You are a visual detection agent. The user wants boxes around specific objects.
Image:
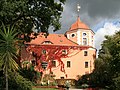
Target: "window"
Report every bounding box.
[62,50,67,55]
[52,61,56,67]
[83,38,87,45]
[71,33,75,37]
[42,49,46,54]
[61,77,64,79]
[83,33,87,36]
[84,51,88,56]
[67,61,71,68]
[85,62,88,68]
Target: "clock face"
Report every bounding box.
[83,33,87,36]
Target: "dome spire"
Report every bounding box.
[68,3,90,31]
[77,4,81,17]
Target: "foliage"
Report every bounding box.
[32,88,58,90]
[75,74,89,86]
[89,58,112,88]
[0,71,32,90]
[0,0,66,35]
[20,65,41,83]
[113,74,120,90]
[0,24,20,90]
[88,31,120,89]
[0,75,5,90]
[9,72,32,90]
[42,74,57,86]
[0,24,19,72]
[75,74,90,89]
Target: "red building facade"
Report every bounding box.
[21,17,96,80]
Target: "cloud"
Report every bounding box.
[57,0,120,52]
[86,0,120,19]
[52,1,120,55]
[95,22,120,52]
[55,0,120,34]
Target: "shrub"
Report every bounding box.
[9,72,32,90]
[0,71,32,90]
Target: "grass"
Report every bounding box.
[32,88,58,90]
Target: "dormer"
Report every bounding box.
[42,40,53,44]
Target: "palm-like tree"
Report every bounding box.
[0,24,19,90]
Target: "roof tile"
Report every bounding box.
[28,33,78,46]
[69,17,90,30]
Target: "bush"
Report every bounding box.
[0,76,5,90]
[0,71,32,90]
[75,74,89,86]
[112,75,120,90]
[9,72,32,90]
[20,65,41,83]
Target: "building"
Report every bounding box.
[21,16,96,81]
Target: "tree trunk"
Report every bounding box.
[5,67,8,90]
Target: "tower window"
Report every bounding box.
[83,33,87,36]
[84,51,88,56]
[83,38,87,45]
[52,61,56,67]
[67,61,71,68]
[85,62,88,68]
[71,33,75,37]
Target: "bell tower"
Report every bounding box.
[65,4,95,47]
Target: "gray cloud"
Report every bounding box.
[55,0,120,34]
[86,0,120,18]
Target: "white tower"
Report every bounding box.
[65,4,95,47]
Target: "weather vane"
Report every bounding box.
[77,4,81,17]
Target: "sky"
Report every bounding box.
[54,0,120,52]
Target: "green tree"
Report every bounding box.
[0,0,66,35]
[0,24,19,90]
[89,31,120,89]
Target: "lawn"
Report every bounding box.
[32,88,58,90]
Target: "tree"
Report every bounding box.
[89,31,120,89]
[0,24,19,90]
[0,0,66,35]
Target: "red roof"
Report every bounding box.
[69,17,90,30]
[27,33,78,46]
